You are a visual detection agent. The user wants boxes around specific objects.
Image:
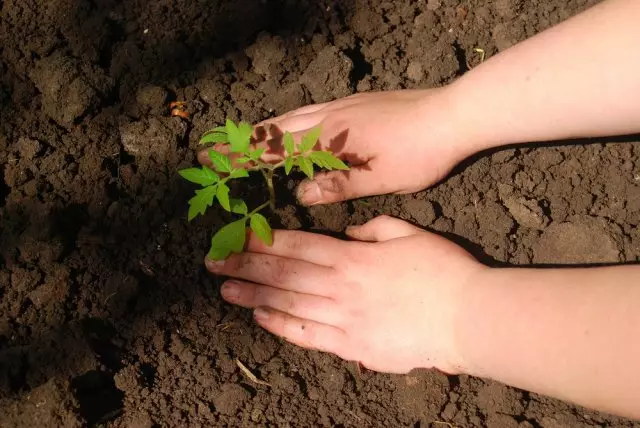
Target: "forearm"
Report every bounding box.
[456,265,640,419]
[451,0,640,150]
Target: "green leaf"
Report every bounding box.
[187,185,217,221]
[227,120,251,153]
[249,148,266,160]
[250,213,272,246]
[236,156,251,164]
[208,218,247,260]
[208,150,232,173]
[179,167,219,186]
[217,182,231,211]
[229,169,249,179]
[284,157,294,175]
[213,126,227,133]
[299,126,321,153]
[238,122,254,140]
[296,157,314,179]
[283,132,295,156]
[230,199,248,215]
[200,132,228,145]
[308,151,349,171]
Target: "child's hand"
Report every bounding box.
[204,215,481,374]
[199,89,473,205]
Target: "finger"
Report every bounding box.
[245,229,344,266]
[204,252,335,296]
[260,101,331,124]
[264,112,326,135]
[220,280,342,326]
[345,215,423,242]
[296,167,389,206]
[253,306,350,357]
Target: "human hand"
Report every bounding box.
[198,88,473,205]
[204,215,482,374]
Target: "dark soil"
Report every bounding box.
[1,0,639,426]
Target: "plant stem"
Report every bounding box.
[262,169,276,210]
[248,201,270,217]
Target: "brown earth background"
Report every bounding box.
[2,0,640,426]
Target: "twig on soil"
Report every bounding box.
[466,47,486,69]
[216,322,237,332]
[236,359,271,387]
[103,292,117,305]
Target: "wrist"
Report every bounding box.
[450,264,505,378]
[415,81,496,164]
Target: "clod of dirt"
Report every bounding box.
[14,138,43,161]
[266,82,308,115]
[300,46,354,103]
[309,203,350,231]
[476,383,525,415]
[402,197,437,226]
[119,118,187,161]
[393,371,449,421]
[494,0,524,19]
[213,383,250,416]
[135,85,168,116]
[486,413,520,428]
[532,217,623,264]
[498,184,550,230]
[245,33,287,80]
[29,52,113,126]
[0,379,83,428]
[406,61,424,82]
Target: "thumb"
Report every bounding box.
[297,168,383,206]
[345,215,423,242]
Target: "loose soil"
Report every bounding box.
[1,0,639,427]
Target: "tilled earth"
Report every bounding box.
[2,0,640,426]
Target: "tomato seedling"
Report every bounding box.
[179,119,349,260]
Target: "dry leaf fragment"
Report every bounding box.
[235,359,271,387]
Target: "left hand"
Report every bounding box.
[204,216,482,374]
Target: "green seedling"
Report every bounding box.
[179,119,349,260]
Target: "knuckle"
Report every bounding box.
[270,257,290,283]
[284,233,306,253]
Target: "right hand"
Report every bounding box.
[199,87,474,205]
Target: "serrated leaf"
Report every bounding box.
[217,182,231,211]
[250,213,272,246]
[299,126,321,152]
[229,169,249,179]
[187,185,217,221]
[227,120,251,153]
[238,122,253,140]
[200,132,228,145]
[284,157,294,175]
[208,218,247,260]
[308,151,349,171]
[296,157,314,179]
[249,148,266,160]
[283,132,295,156]
[179,167,219,186]
[208,150,232,173]
[230,199,248,215]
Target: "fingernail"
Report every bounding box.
[205,257,225,271]
[254,307,270,322]
[297,181,322,206]
[221,282,240,300]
